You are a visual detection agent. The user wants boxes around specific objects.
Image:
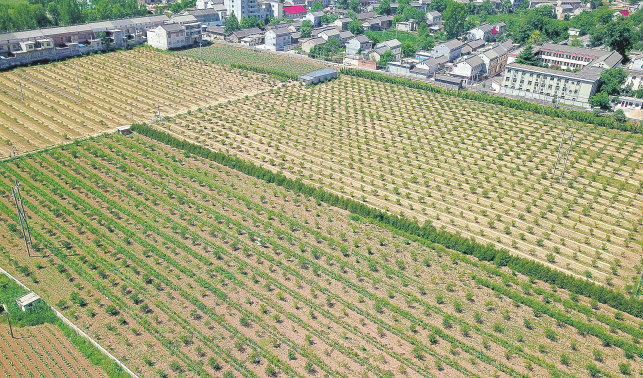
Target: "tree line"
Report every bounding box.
[131,123,643,320]
[0,0,147,33]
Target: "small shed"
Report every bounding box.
[117,126,132,135]
[299,68,338,85]
[16,292,41,311]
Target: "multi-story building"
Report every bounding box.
[265,27,292,51]
[224,0,282,21]
[147,21,203,50]
[431,39,464,62]
[175,8,228,26]
[0,15,168,69]
[536,43,621,70]
[500,63,602,108]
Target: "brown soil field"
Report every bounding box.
[0,133,640,377]
[0,324,109,378]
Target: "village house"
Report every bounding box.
[426,11,442,26]
[345,35,372,55]
[305,11,324,27]
[265,27,292,51]
[431,39,464,62]
[451,55,485,84]
[283,5,308,19]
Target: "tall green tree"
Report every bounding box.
[311,1,324,11]
[442,1,467,39]
[597,68,627,96]
[515,43,539,66]
[57,0,82,26]
[401,40,417,57]
[428,0,450,13]
[377,49,395,68]
[240,16,263,29]
[224,11,241,33]
[605,18,634,62]
[377,0,391,15]
[300,20,312,38]
[348,20,363,35]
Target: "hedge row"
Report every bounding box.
[131,123,643,319]
[340,68,641,134]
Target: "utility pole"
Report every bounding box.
[1,304,13,338]
[9,143,15,158]
[130,103,133,121]
[157,104,161,120]
[12,180,32,257]
[18,78,25,101]
[74,62,82,103]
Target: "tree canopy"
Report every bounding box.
[515,43,539,66]
[224,12,241,33]
[443,1,467,39]
[348,20,364,35]
[300,20,313,38]
[0,0,147,33]
[377,49,395,68]
[310,1,324,11]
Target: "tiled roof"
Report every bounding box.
[284,5,307,14]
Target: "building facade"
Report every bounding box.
[0,15,168,69]
[224,0,282,21]
[500,63,602,108]
[265,27,292,51]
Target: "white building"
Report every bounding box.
[16,292,41,312]
[451,55,485,83]
[224,0,283,21]
[147,23,195,50]
[265,27,292,51]
[345,35,372,55]
[197,0,224,8]
[305,11,324,27]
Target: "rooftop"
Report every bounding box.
[506,62,602,81]
[283,5,307,14]
[0,15,169,43]
[16,292,41,307]
[159,23,185,32]
[539,42,609,58]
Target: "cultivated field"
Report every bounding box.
[0,134,640,377]
[156,75,643,291]
[0,324,109,378]
[176,43,328,78]
[0,47,272,157]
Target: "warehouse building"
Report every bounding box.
[299,68,338,85]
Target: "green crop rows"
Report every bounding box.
[0,133,639,377]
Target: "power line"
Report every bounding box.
[11,181,33,257]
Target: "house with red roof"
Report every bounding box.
[613,9,630,19]
[283,6,307,20]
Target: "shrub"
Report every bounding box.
[105,305,119,316]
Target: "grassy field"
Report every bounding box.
[0,133,640,377]
[154,75,643,292]
[0,47,271,156]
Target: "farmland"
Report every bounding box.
[0,273,116,378]
[0,323,110,378]
[175,43,328,79]
[0,133,641,377]
[0,47,272,157]
[155,74,643,292]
